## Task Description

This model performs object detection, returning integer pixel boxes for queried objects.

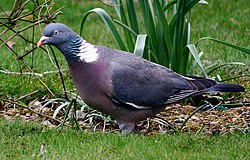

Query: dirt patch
[1,98,249,135]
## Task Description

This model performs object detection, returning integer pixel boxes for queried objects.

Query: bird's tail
[209,83,245,92]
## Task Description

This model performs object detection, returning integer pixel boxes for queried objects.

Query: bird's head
[37,23,99,62]
[37,23,78,48]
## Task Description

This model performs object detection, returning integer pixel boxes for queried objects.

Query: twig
[20,59,55,96]
[49,46,68,99]
[1,98,70,127]
[152,116,178,133]
[16,90,39,101]
[0,28,9,37]
[0,69,43,77]
[0,38,54,96]
[220,103,250,107]
[0,24,36,45]
[0,69,67,77]
[207,101,222,111]
[0,19,46,48]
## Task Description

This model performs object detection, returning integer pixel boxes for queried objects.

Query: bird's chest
[67,61,113,108]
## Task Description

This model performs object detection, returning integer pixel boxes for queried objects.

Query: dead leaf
[6,40,16,48]
[22,14,33,20]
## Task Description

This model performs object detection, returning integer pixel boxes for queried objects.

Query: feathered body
[37,23,245,133]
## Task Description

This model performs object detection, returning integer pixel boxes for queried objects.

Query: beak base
[37,36,48,47]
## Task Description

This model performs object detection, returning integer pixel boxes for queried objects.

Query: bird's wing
[103,48,212,110]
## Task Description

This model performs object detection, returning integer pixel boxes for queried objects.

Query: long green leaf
[111,0,121,18]
[199,0,208,4]
[118,0,134,52]
[133,34,147,57]
[39,98,66,112]
[53,102,69,118]
[188,51,204,75]
[113,19,137,37]
[184,0,200,15]
[126,0,139,33]
[60,98,75,130]
[163,0,177,12]
[180,12,191,74]
[196,37,250,55]
[171,0,186,72]
[187,44,208,78]
[80,8,126,50]
[154,0,173,61]
[207,62,246,75]
[138,0,159,58]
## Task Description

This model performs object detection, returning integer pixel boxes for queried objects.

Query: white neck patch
[77,40,99,63]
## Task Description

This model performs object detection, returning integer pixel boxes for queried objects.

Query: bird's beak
[37,36,49,47]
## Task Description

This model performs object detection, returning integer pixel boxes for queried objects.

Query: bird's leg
[118,122,135,134]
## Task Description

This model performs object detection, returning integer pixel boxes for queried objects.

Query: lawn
[0,0,249,98]
[0,119,249,160]
[0,0,249,159]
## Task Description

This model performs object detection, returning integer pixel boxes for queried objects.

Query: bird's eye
[54,30,59,35]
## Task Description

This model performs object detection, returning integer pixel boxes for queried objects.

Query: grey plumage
[37,23,245,133]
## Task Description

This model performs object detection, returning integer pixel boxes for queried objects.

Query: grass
[0,118,249,160]
[0,1,249,158]
[0,0,116,98]
[0,0,249,98]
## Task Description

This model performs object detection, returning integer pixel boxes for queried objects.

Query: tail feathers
[186,75,216,90]
[210,83,245,92]
[184,75,245,93]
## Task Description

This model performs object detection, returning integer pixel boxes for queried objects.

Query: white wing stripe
[125,102,152,109]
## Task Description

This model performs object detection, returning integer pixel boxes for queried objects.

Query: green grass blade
[53,102,69,118]
[148,0,155,18]
[163,0,177,12]
[180,103,207,130]
[154,0,173,60]
[180,12,191,74]
[188,51,204,75]
[80,8,126,50]
[60,98,74,130]
[113,19,137,37]
[138,0,159,58]
[219,74,250,82]
[111,0,121,18]
[157,29,169,66]
[187,44,208,78]
[39,98,66,112]
[207,62,246,75]
[126,0,140,33]
[118,0,134,52]
[196,37,250,55]
[171,0,186,72]
[133,34,147,57]
[184,0,200,15]
[199,0,208,4]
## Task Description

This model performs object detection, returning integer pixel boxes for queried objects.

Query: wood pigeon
[37,23,245,133]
